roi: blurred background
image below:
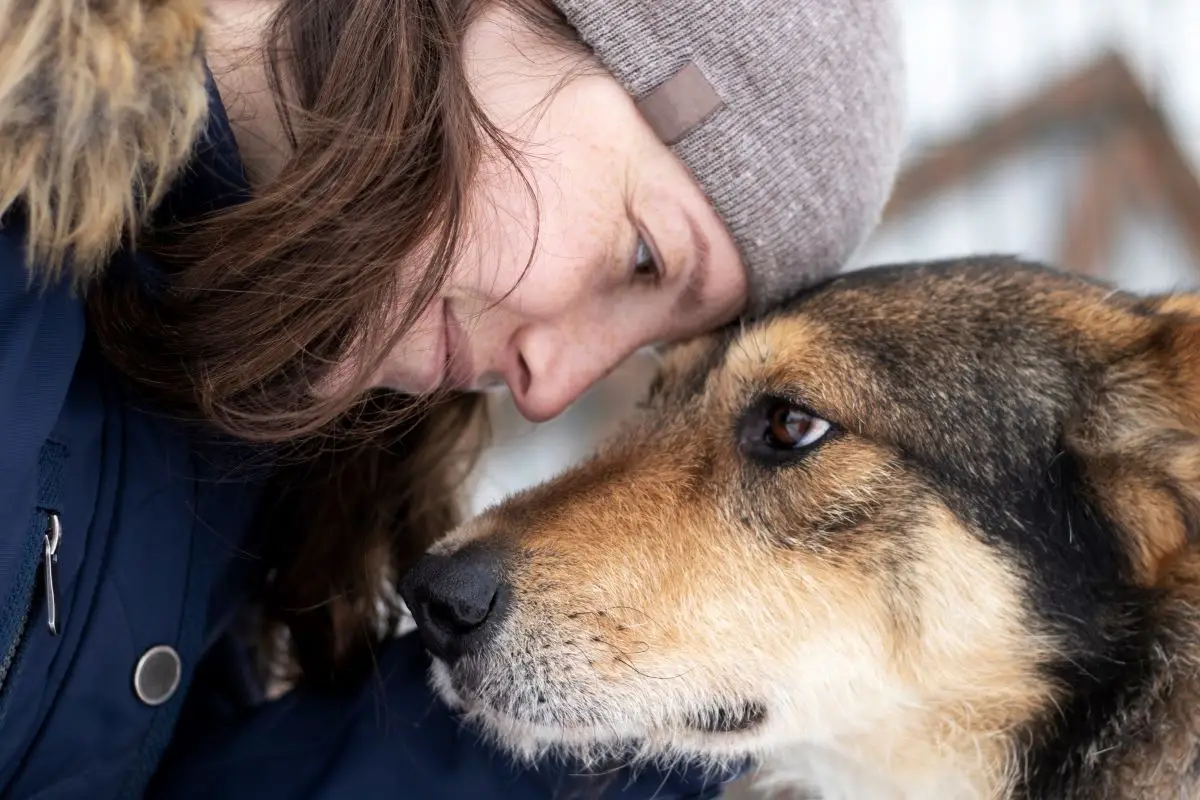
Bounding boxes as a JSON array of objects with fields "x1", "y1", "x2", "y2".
[
  {"x1": 466, "y1": 0, "x2": 1200, "y2": 517},
  {"x1": 462, "y1": 2, "x2": 1200, "y2": 795}
]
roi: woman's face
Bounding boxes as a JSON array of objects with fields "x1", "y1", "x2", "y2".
[{"x1": 363, "y1": 6, "x2": 748, "y2": 422}]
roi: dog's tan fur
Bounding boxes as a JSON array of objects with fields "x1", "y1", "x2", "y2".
[
  {"x1": 0, "y1": 0, "x2": 209, "y2": 285},
  {"x1": 421, "y1": 260, "x2": 1200, "y2": 799}
]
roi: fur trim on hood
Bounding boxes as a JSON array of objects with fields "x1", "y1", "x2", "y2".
[{"x1": 0, "y1": 0, "x2": 211, "y2": 286}]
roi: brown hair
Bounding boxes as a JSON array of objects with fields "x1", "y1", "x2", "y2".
[{"x1": 87, "y1": 0, "x2": 588, "y2": 688}]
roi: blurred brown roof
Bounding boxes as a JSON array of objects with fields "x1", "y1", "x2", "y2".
[{"x1": 882, "y1": 51, "x2": 1200, "y2": 276}]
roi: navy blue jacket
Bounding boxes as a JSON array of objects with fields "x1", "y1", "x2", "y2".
[{"x1": 0, "y1": 72, "x2": 736, "y2": 799}]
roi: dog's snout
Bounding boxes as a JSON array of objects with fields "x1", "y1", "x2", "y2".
[{"x1": 400, "y1": 544, "x2": 510, "y2": 664}]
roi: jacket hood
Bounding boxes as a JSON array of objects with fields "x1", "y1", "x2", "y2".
[{"x1": 0, "y1": 0, "x2": 211, "y2": 287}]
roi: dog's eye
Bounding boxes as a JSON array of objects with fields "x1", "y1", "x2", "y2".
[
  {"x1": 740, "y1": 398, "x2": 834, "y2": 464},
  {"x1": 767, "y1": 404, "x2": 830, "y2": 449}
]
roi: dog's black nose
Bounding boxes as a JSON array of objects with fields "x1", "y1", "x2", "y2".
[{"x1": 399, "y1": 545, "x2": 510, "y2": 664}]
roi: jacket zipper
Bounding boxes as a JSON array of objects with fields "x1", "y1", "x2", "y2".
[
  {"x1": 42, "y1": 512, "x2": 62, "y2": 636},
  {"x1": 0, "y1": 512, "x2": 63, "y2": 695}
]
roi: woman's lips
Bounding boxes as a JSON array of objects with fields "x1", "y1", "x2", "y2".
[{"x1": 442, "y1": 303, "x2": 475, "y2": 391}]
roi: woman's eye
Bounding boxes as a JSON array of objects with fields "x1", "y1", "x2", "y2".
[{"x1": 633, "y1": 238, "x2": 661, "y2": 282}]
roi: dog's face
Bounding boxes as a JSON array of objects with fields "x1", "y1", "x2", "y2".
[{"x1": 402, "y1": 258, "x2": 1200, "y2": 784}]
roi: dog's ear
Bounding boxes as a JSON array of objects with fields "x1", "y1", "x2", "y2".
[{"x1": 1070, "y1": 291, "x2": 1200, "y2": 585}]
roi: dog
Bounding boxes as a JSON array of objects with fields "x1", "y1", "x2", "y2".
[{"x1": 400, "y1": 256, "x2": 1200, "y2": 799}]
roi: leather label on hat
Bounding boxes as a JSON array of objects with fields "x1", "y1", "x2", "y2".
[{"x1": 636, "y1": 62, "x2": 724, "y2": 146}]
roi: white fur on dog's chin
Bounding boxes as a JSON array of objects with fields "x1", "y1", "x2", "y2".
[
  {"x1": 429, "y1": 658, "x2": 755, "y2": 779},
  {"x1": 752, "y1": 746, "x2": 981, "y2": 800},
  {"x1": 429, "y1": 657, "x2": 995, "y2": 800}
]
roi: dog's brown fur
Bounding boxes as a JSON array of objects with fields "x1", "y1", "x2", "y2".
[
  {"x1": 415, "y1": 258, "x2": 1200, "y2": 799},
  {"x1": 0, "y1": 0, "x2": 209, "y2": 285}
]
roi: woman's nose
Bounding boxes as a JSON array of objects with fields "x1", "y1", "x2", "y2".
[{"x1": 506, "y1": 328, "x2": 640, "y2": 423}]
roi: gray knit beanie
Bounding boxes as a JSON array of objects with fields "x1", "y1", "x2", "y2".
[{"x1": 551, "y1": 0, "x2": 907, "y2": 313}]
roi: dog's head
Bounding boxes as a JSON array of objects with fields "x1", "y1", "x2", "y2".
[{"x1": 400, "y1": 257, "x2": 1200, "y2": 786}]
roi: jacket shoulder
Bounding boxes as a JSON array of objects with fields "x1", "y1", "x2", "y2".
[
  {"x1": 0, "y1": 221, "x2": 86, "y2": 406},
  {"x1": 0, "y1": 219, "x2": 87, "y2": 524}
]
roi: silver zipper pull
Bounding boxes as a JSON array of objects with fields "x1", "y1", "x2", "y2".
[{"x1": 43, "y1": 512, "x2": 62, "y2": 636}]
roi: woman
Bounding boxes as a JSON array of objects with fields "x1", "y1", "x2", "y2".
[{"x1": 0, "y1": 0, "x2": 904, "y2": 797}]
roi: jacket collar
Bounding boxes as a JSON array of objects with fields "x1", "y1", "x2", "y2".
[{"x1": 117, "y1": 66, "x2": 251, "y2": 296}]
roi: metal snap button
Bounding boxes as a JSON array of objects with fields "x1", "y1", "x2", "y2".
[{"x1": 133, "y1": 645, "x2": 182, "y2": 707}]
